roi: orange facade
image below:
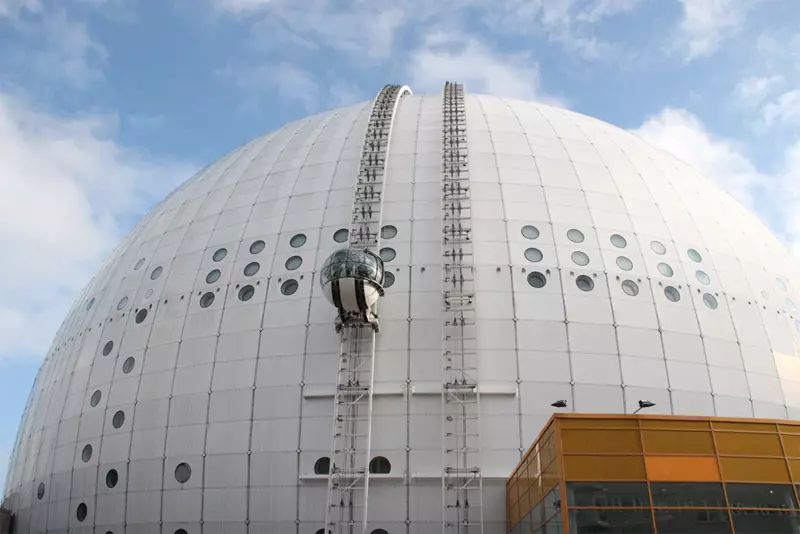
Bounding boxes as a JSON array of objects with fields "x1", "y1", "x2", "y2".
[{"x1": 507, "y1": 414, "x2": 800, "y2": 533}]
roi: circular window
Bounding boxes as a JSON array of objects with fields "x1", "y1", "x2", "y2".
[
  {"x1": 212, "y1": 248, "x2": 228, "y2": 262},
  {"x1": 238, "y1": 285, "x2": 255, "y2": 302},
  {"x1": 650, "y1": 241, "x2": 666, "y2": 255},
  {"x1": 527, "y1": 272, "x2": 547, "y2": 289},
  {"x1": 380, "y1": 248, "x2": 396, "y2": 262},
  {"x1": 664, "y1": 286, "x2": 681, "y2": 302},
  {"x1": 567, "y1": 229, "x2": 584, "y2": 243},
  {"x1": 90, "y1": 390, "x2": 101, "y2": 407},
  {"x1": 314, "y1": 457, "x2": 331, "y2": 475},
  {"x1": 796, "y1": 319, "x2": 800, "y2": 332},
  {"x1": 383, "y1": 272, "x2": 395, "y2": 288},
  {"x1": 122, "y1": 357, "x2": 135, "y2": 374},
  {"x1": 116, "y1": 297, "x2": 128, "y2": 311},
  {"x1": 687, "y1": 249, "x2": 702, "y2": 263},
  {"x1": 333, "y1": 229, "x2": 349, "y2": 243},
  {"x1": 200, "y1": 292, "x2": 215, "y2": 308},
  {"x1": 175, "y1": 530, "x2": 188, "y2": 534},
  {"x1": 621, "y1": 280, "x2": 639, "y2": 296},
  {"x1": 281, "y1": 279, "x2": 299, "y2": 296},
  {"x1": 150, "y1": 266, "x2": 163, "y2": 280},
  {"x1": 787, "y1": 299, "x2": 797, "y2": 314},
  {"x1": 244, "y1": 262, "x2": 260, "y2": 277},
  {"x1": 369, "y1": 456, "x2": 391, "y2": 474},
  {"x1": 571, "y1": 251, "x2": 590, "y2": 266},
  {"x1": 81, "y1": 444, "x2": 93, "y2": 463},
  {"x1": 86, "y1": 298, "x2": 95, "y2": 311},
  {"x1": 616, "y1": 256, "x2": 633, "y2": 271},
  {"x1": 206, "y1": 269, "x2": 221, "y2": 284},
  {"x1": 37, "y1": 482, "x2": 45, "y2": 500},
  {"x1": 703, "y1": 293, "x2": 719, "y2": 309},
  {"x1": 610, "y1": 234, "x2": 627, "y2": 248},
  {"x1": 524, "y1": 248, "x2": 543, "y2": 262},
  {"x1": 657, "y1": 263, "x2": 674, "y2": 277},
  {"x1": 576, "y1": 275, "x2": 594, "y2": 292},
  {"x1": 106, "y1": 469, "x2": 118, "y2": 489},
  {"x1": 521, "y1": 225, "x2": 540, "y2": 239},
  {"x1": 285, "y1": 256, "x2": 302, "y2": 270},
  {"x1": 371, "y1": 530, "x2": 389, "y2": 534},
  {"x1": 102, "y1": 341, "x2": 114, "y2": 356},
  {"x1": 134, "y1": 258, "x2": 145, "y2": 270},
  {"x1": 145, "y1": 289, "x2": 153, "y2": 299},
  {"x1": 778, "y1": 278, "x2": 788, "y2": 291},
  {"x1": 135, "y1": 309, "x2": 147, "y2": 324},
  {"x1": 249, "y1": 240, "x2": 265, "y2": 254},
  {"x1": 290, "y1": 234, "x2": 306, "y2": 248},
  {"x1": 381, "y1": 225, "x2": 397, "y2": 239},
  {"x1": 696, "y1": 270, "x2": 710, "y2": 285},
  {"x1": 175, "y1": 462, "x2": 192, "y2": 483},
  {"x1": 112, "y1": 410, "x2": 125, "y2": 429},
  {"x1": 76, "y1": 503, "x2": 87, "y2": 522}
]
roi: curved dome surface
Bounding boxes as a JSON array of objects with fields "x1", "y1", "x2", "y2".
[{"x1": 5, "y1": 91, "x2": 800, "y2": 534}]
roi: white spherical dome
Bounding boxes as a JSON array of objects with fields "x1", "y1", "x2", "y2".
[{"x1": 5, "y1": 91, "x2": 800, "y2": 534}]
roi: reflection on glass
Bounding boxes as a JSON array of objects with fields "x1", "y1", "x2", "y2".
[
  {"x1": 569, "y1": 509, "x2": 653, "y2": 533},
  {"x1": 650, "y1": 482, "x2": 726, "y2": 508},
  {"x1": 654, "y1": 509, "x2": 730, "y2": 534},
  {"x1": 567, "y1": 482, "x2": 650, "y2": 508},
  {"x1": 726, "y1": 483, "x2": 798, "y2": 510},
  {"x1": 320, "y1": 248, "x2": 385, "y2": 288},
  {"x1": 731, "y1": 509, "x2": 800, "y2": 534}
]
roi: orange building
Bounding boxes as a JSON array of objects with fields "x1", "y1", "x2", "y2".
[{"x1": 507, "y1": 413, "x2": 800, "y2": 533}]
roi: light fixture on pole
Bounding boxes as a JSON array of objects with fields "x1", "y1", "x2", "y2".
[{"x1": 633, "y1": 400, "x2": 655, "y2": 414}]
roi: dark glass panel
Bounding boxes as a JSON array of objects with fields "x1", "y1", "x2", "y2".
[
  {"x1": 650, "y1": 482, "x2": 726, "y2": 508},
  {"x1": 568, "y1": 509, "x2": 653, "y2": 533},
  {"x1": 726, "y1": 483, "x2": 798, "y2": 510},
  {"x1": 654, "y1": 509, "x2": 731, "y2": 534},
  {"x1": 567, "y1": 482, "x2": 650, "y2": 508},
  {"x1": 730, "y1": 509, "x2": 800, "y2": 534}
]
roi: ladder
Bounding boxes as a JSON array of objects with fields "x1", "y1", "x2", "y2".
[
  {"x1": 324, "y1": 84, "x2": 410, "y2": 534},
  {"x1": 441, "y1": 81, "x2": 484, "y2": 534}
]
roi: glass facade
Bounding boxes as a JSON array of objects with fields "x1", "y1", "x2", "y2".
[{"x1": 507, "y1": 414, "x2": 800, "y2": 533}]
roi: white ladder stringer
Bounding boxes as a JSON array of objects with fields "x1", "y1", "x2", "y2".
[
  {"x1": 441, "y1": 81, "x2": 484, "y2": 534},
  {"x1": 324, "y1": 84, "x2": 411, "y2": 534}
]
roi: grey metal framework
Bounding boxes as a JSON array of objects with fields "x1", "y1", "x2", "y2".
[
  {"x1": 325, "y1": 84, "x2": 411, "y2": 534},
  {"x1": 441, "y1": 81, "x2": 484, "y2": 533}
]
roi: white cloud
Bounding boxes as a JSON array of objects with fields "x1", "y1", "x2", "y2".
[
  {"x1": 0, "y1": 0, "x2": 40, "y2": 17},
  {"x1": 673, "y1": 0, "x2": 752, "y2": 61},
  {"x1": 734, "y1": 75, "x2": 784, "y2": 107},
  {"x1": 762, "y1": 89, "x2": 800, "y2": 127},
  {"x1": 212, "y1": 0, "x2": 272, "y2": 13},
  {"x1": 217, "y1": 62, "x2": 321, "y2": 111},
  {"x1": 0, "y1": 92, "x2": 194, "y2": 363}
]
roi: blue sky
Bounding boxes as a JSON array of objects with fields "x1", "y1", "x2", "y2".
[{"x1": 1, "y1": 0, "x2": 799, "y2": 492}]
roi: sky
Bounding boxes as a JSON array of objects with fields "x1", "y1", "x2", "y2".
[{"x1": 0, "y1": 0, "x2": 799, "y2": 494}]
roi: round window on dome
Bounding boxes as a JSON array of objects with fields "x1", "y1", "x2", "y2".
[
  {"x1": 621, "y1": 280, "x2": 639, "y2": 296},
  {"x1": 134, "y1": 258, "x2": 146, "y2": 270},
  {"x1": 610, "y1": 234, "x2": 627, "y2": 248},
  {"x1": 369, "y1": 456, "x2": 391, "y2": 474},
  {"x1": 290, "y1": 234, "x2": 306, "y2": 248},
  {"x1": 200, "y1": 292, "x2": 215, "y2": 308},
  {"x1": 90, "y1": 390, "x2": 101, "y2": 407},
  {"x1": 333, "y1": 229, "x2": 349, "y2": 243},
  {"x1": 116, "y1": 297, "x2": 128, "y2": 311},
  {"x1": 175, "y1": 462, "x2": 192, "y2": 484},
  {"x1": 381, "y1": 225, "x2": 397, "y2": 240},
  {"x1": 616, "y1": 256, "x2": 633, "y2": 271},
  {"x1": 703, "y1": 293, "x2": 718, "y2": 309},
  {"x1": 76, "y1": 503, "x2": 87, "y2": 522},
  {"x1": 285, "y1": 256, "x2": 302, "y2": 270},
  {"x1": 281, "y1": 279, "x2": 299, "y2": 296},
  {"x1": 212, "y1": 248, "x2": 228, "y2": 262},
  {"x1": 37, "y1": 482, "x2": 45, "y2": 500},
  {"x1": 576, "y1": 275, "x2": 594, "y2": 292},
  {"x1": 383, "y1": 272, "x2": 395, "y2": 289},
  {"x1": 778, "y1": 278, "x2": 788, "y2": 291},
  {"x1": 81, "y1": 444, "x2": 93, "y2": 463},
  {"x1": 527, "y1": 272, "x2": 547, "y2": 288},
  {"x1": 688, "y1": 249, "x2": 702, "y2": 263},
  {"x1": 244, "y1": 262, "x2": 260, "y2": 277},
  {"x1": 524, "y1": 248, "x2": 543, "y2": 263},
  {"x1": 787, "y1": 299, "x2": 797, "y2": 314},
  {"x1": 122, "y1": 357, "x2": 135, "y2": 374},
  {"x1": 150, "y1": 266, "x2": 163, "y2": 280},
  {"x1": 657, "y1": 263, "x2": 674, "y2": 277},
  {"x1": 106, "y1": 469, "x2": 118, "y2": 489},
  {"x1": 102, "y1": 341, "x2": 114, "y2": 356},
  {"x1": 696, "y1": 270, "x2": 710, "y2": 285},
  {"x1": 238, "y1": 285, "x2": 255, "y2": 302},
  {"x1": 86, "y1": 298, "x2": 95, "y2": 311},
  {"x1": 567, "y1": 229, "x2": 584, "y2": 243},
  {"x1": 135, "y1": 309, "x2": 147, "y2": 324},
  {"x1": 112, "y1": 410, "x2": 125, "y2": 429},
  {"x1": 571, "y1": 251, "x2": 590, "y2": 266},
  {"x1": 206, "y1": 269, "x2": 221, "y2": 284},
  {"x1": 314, "y1": 457, "x2": 331, "y2": 475},
  {"x1": 664, "y1": 286, "x2": 681, "y2": 302},
  {"x1": 380, "y1": 248, "x2": 396, "y2": 262},
  {"x1": 795, "y1": 319, "x2": 800, "y2": 333},
  {"x1": 521, "y1": 225, "x2": 540, "y2": 240},
  {"x1": 249, "y1": 240, "x2": 265, "y2": 254},
  {"x1": 651, "y1": 241, "x2": 666, "y2": 255}
]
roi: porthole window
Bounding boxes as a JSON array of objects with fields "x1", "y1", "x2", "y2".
[
  {"x1": 650, "y1": 241, "x2": 666, "y2": 255},
  {"x1": 778, "y1": 278, "x2": 788, "y2": 291},
  {"x1": 206, "y1": 269, "x2": 221, "y2": 284},
  {"x1": 116, "y1": 297, "x2": 128, "y2": 311},
  {"x1": 134, "y1": 258, "x2": 145, "y2": 270},
  {"x1": 175, "y1": 462, "x2": 192, "y2": 483},
  {"x1": 664, "y1": 286, "x2": 681, "y2": 302},
  {"x1": 249, "y1": 240, "x2": 265, "y2": 254},
  {"x1": 102, "y1": 341, "x2": 114, "y2": 356},
  {"x1": 571, "y1": 251, "x2": 589, "y2": 266},
  {"x1": 657, "y1": 263, "x2": 674, "y2": 277},
  {"x1": 150, "y1": 266, "x2": 163, "y2": 280},
  {"x1": 81, "y1": 444, "x2": 93, "y2": 463},
  {"x1": 122, "y1": 357, "x2": 135, "y2": 374},
  {"x1": 381, "y1": 225, "x2": 397, "y2": 240},
  {"x1": 567, "y1": 229, "x2": 584, "y2": 243},
  {"x1": 90, "y1": 390, "x2": 102, "y2": 407},
  {"x1": 285, "y1": 256, "x2": 302, "y2": 270},
  {"x1": 610, "y1": 234, "x2": 627, "y2": 248},
  {"x1": 576, "y1": 275, "x2": 594, "y2": 292},
  {"x1": 371, "y1": 530, "x2": 389, "y2": 534},
  {"x1": 314, "y1": 457, "x2": 331, "y2": 475},
  {"x1": 37, "y1": 482, "x2": 45, "y2": 500},
  {"x1": 175, "y1": 530, "x2": 188, "y2": 534},
  {"x1": 687, "y1": 249, "x2": 702, "y2": 263},
  {"x1": 244, "y1": 262, "x2": 260, "y2": 276},
  {"x1": 616, "y1": 256, "x2": 633, "y2": 271},
  {"x1": 703, "y1": 293, "x2": 719, "y2": 309},
  {"x1": 369, "y1": 456, "x2": 391, "y2": 474},
  {"x1": 527, "y1": 271, "x2": 547, "y2": 289},
  {"x1": 76, "y1": 502, "x2": 87, "y2": 522},
  {"x1": 383, "y1": 272, "x2": 395, "y2": 288},
  {"x1": 696, "y1": 270, "x2": 710, "y2": 285},
  {"x1": 106, "y1": 469, "x2": 118, "y2": 489},
  {"x1": 112, "y1": 410, "x2": 125, "y2": 429},
  {"x1": 200, "y1": 292, "x2": 215, "y2": 308},
  {"x1": 238, "y1": 285, "x2": 255, "y2": 302},
  {"x1": 135, "y1": 309, "x2": 147, "y2": 324},
  {"x1": 524, "y1": 248, "x2": 543, "y2": 263},
  {"x1": 521, "y1": 225, "x2": 540, "y2": 239},
  {"x1": 380, "y1": 248, "x2": 396, "y2": 262},
  {"x1": 212, "y1": 248, "x2": 228, "y2": 262},
  {"x1": 787, "y1": 299, "x2": 797, "y2": 314},
  {"x1": 333, "y1": 229, "x2": 349, "y2": 243},
  {"x1": 145, "y1": 289, "x2": 153, "y2": 299},
  {"x1": 290, "y1": 234, "x2": 306, "y2": 248},
  {"x1": 795, "y1": 319, "x2": 800, "y2": 332},
  {"x1": 621, "y1": 280, "x2": 639, "y2": 296},
  {"x1": 281, "y1": 279, "x2": 299, "y2": 296},
  {"x1": 86, "y1": 298, "x2": 95, "y2": 311}
]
